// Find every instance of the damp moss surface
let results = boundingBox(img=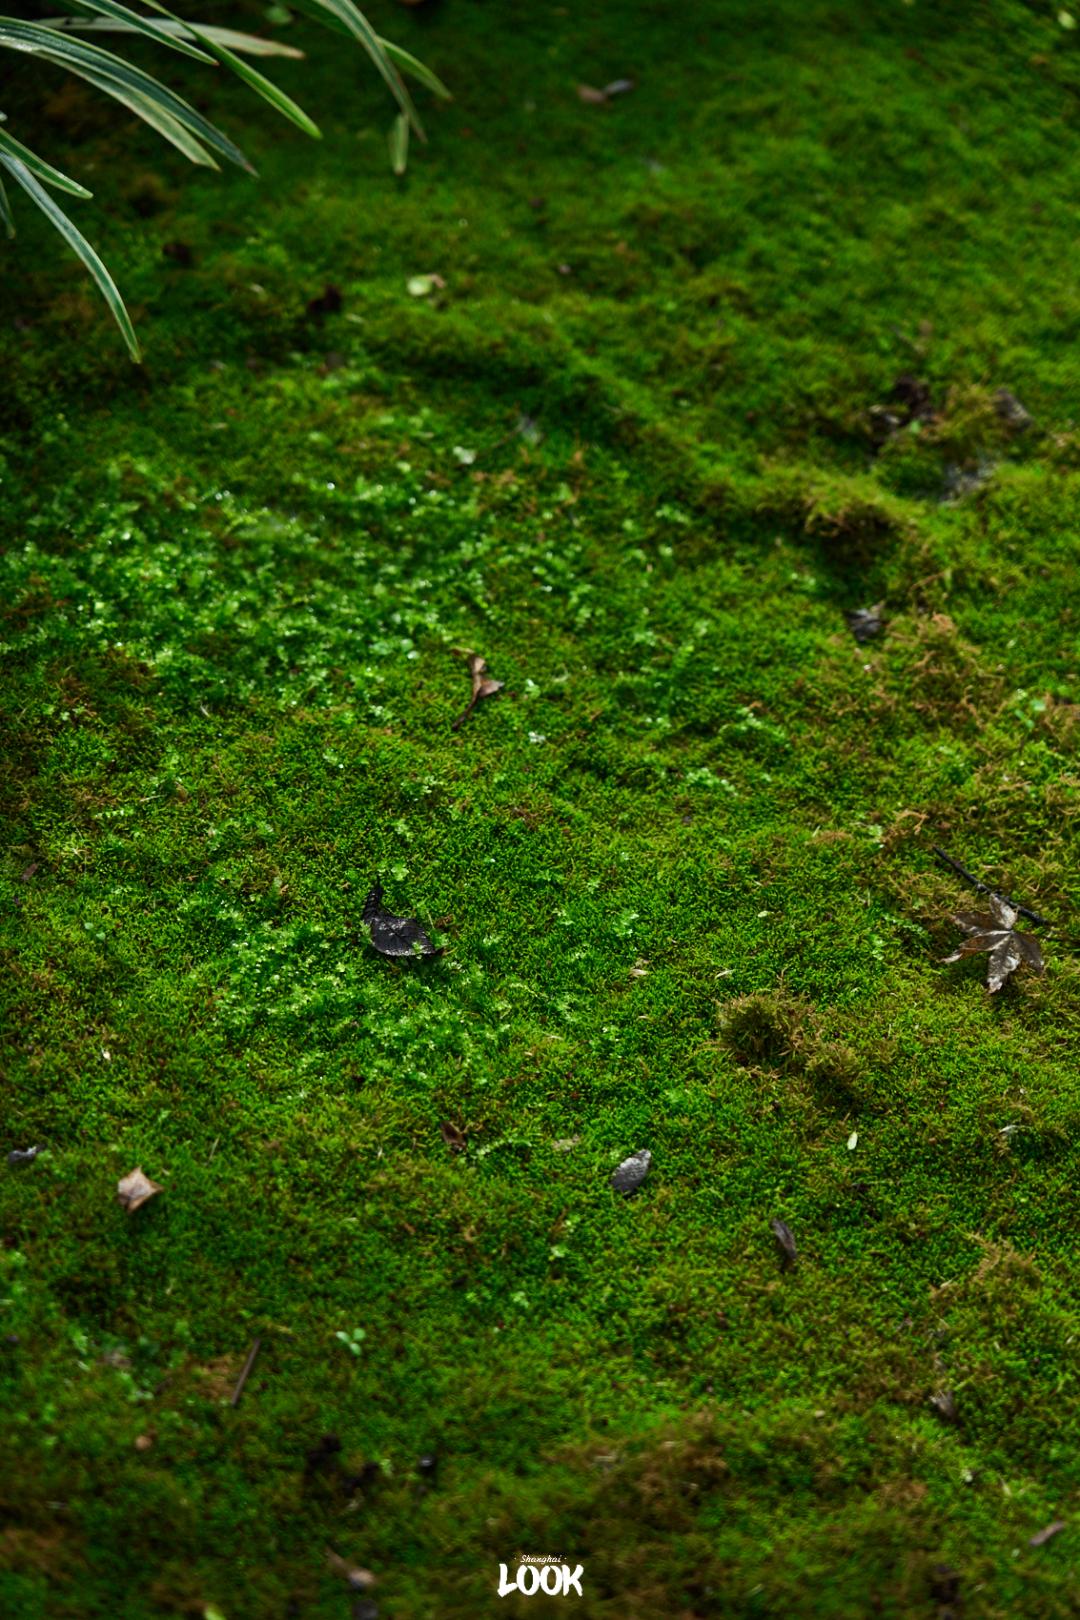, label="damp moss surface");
[2,2,1080,1616]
